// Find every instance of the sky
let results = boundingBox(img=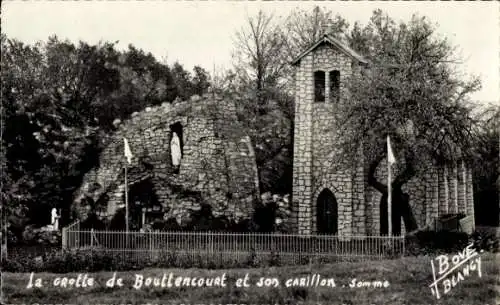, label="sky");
[3,1,498,104]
